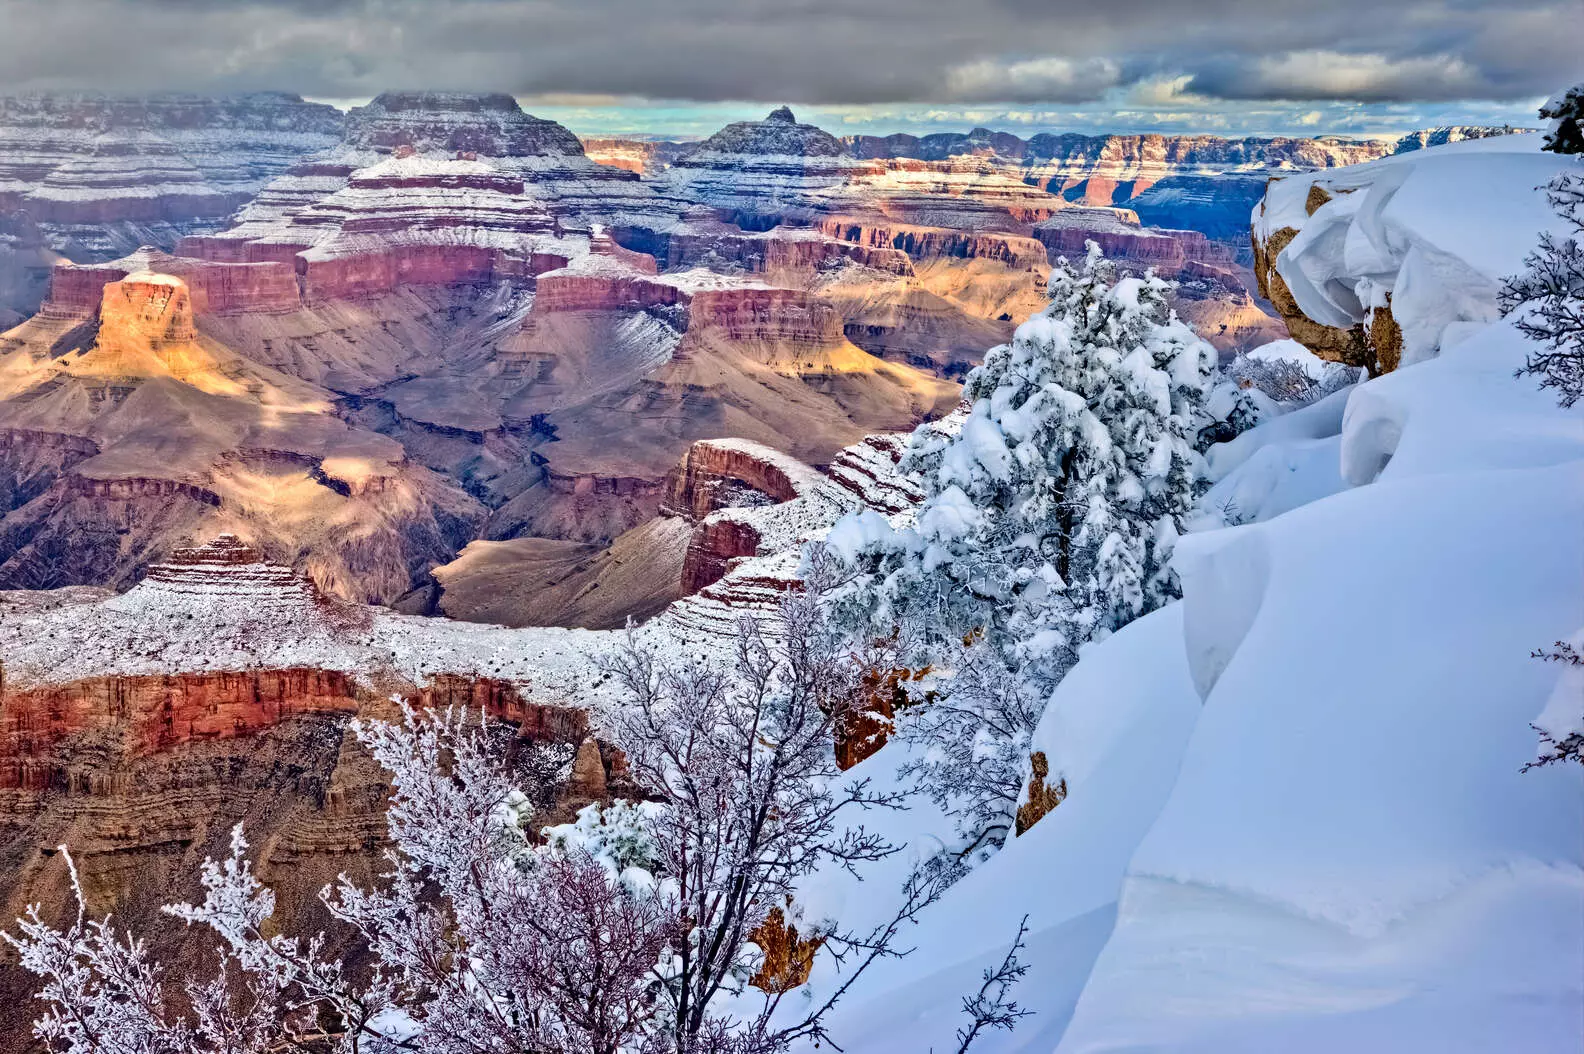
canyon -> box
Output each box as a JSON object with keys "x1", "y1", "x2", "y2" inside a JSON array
[
  {"x1": 0, "y1": 83, "x2": 1555, "y2": 1050},
  {"x1": 0, "y1": 424, "x2": 918, "y2": 1036},
  {"x1": 0, "y1": 90, "x2": 1524, "y2": 611}
]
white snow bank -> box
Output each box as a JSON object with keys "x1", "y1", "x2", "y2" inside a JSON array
[
  {"x1": 1341, "y1": 317, "x2": 1584, "y2": 485},
  {"x1": 797, "y1": 606, "x2": 1200, "y2": 1052},
  {"x1": 1056, "y1": 311, "x2": 1584, "y2": 1048},
  {"x1": 1255, "y1": 133, "x2": 1571, "y2": 366}
]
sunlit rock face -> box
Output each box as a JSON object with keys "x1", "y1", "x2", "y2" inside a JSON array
[{"x1": 0, "y1": 270, "x2": 484, "y2": 600}]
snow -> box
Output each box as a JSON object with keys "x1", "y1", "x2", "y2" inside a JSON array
[
  {"x1": 1535, "y1": 629, "x2": 1584, "y2": 745},
  {"x1": 1254, "y1": 133, "x2": 1568, "y2": 365},
  {"x1": 1245, "y1": 336, "x2": 1333, "y2": 379},
  {"x1": 803, "y1": 141, "x2": 1584, "y2": 1053},
  {"x1": 789, "y1": 605, "x2": 1201, "y2": 1053}
]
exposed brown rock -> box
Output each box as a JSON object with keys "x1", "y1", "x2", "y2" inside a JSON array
[
  {"x1": 1252, "y1": 224, "x2": 1372, "y2": 369},
  {"x1": 681, "y1": 516, "x2": 762, "y2": 593},
  {"x1": 835, "y1": 663, "x2": 928, "y2": 771},
  {"x1": 661, "y1": 437, "x2": 814, "y2": 520},
  {"x1": 749, "y1": 903, "x2": 824, "y2": 994},
  {"x1": 1014, "y1": 751, "x2": 1068, "y2": 836},
  {"x1": 1370, "y1": 293, "x2": 1404, "y2": 374},
  {"x1": 44, "y1": 247, "x2": 300, "y2": 319},
  {"x1": 816, "y1": 217, "x2": 1048, "y2": 270}
]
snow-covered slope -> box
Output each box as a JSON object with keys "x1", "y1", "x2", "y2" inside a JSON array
[{"x1": 800, "y1": 143, "x2": 1584, "y2": 1052}]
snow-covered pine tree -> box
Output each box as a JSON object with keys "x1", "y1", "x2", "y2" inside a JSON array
[
  {"x1": 1540, "y1": 82, "x2": 1584, "y2": 155},
  {"x1": 825, "y1": 241, "x2": 1215, "y2": 689},
  {"x1": 819, "y1": 243, "x2": 1214, "y2": 851}
]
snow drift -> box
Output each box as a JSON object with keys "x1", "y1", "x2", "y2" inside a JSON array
[
  {"x1": 801, "y1": 136, "x2": 1584, "y2": 1052},
  {"x1": 1254, "y1": 132, "x2": 1571, "y2": 368}
]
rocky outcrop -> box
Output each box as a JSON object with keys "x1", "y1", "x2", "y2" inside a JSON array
[
  {"x1": 0, "y1": 668, "x2": 361, "y2": 789},
  {"x1": 1014, "y1": 751, "x2": 1068, "y2": 836},
  {"x1": 531, "y1": 254, "x2": 681, "y2": 313},
  {"x1": 530, "y1": 254, "x2": 860, "y2": 368},
  {"x1": 662, "y1": 436, "x2": 819, "y2": 520},
  {"x1": 681, "y1": 517, "x2": 764, "y2": 594},
  {"x1": 681, "y1": 286, "x2": 850, "y2": 361},
  {"x1": 749, "y1": 905, "x2": 824, "y2": 993},
  {"x1": 824, "y1": 432, "x2": 923, "y2": 514},
  {"x1": 614, "y1": 219, "x2": 913, "y2": 277},
  {"x1": 183, "y1": 155, "x2": 574, "y2": 302},
  {"x1": 691, "y1": 106, "x2": 845, "y2": 158},
  {"x1": 44, "y1": 246, "x2": 299, "y2": 318},
  {"x1": 184, "y1": 93, "x2": 681, "y2": 268},
  {"x1": 659, "y1": 437, "x2": 843, "y2": 595},
  {"x1": 1033, "y1": 208, "x2": 1237, "y2": 275},
  {"x1": 343, "y1": 92, "x2": 584, "y2": 157}
]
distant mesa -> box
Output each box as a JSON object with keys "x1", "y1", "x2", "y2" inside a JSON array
[
  {"x1": 687, "y1": 107, "x2": 847, "y2": 158},
  {"x1": 343, "y1": 91, "x2": 586, "y2": 158}
]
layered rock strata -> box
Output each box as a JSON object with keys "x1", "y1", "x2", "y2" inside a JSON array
[
  {"x1": 0, "y1": 93, "x2": 343, "y2": 259},
  {"x1": 0, "y1": 272, "x2": 484, "y2": 598}
]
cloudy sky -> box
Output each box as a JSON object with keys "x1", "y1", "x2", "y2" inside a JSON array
[{"x1": 0, "y1": 0, "x2": 1576, "y2": 137}]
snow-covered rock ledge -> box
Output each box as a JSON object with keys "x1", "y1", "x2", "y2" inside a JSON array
[{"x1": 1252, "y1": 132, "x2": 1570, "y2": 373}]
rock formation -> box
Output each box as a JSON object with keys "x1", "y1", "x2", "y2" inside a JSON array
[
  {"x1": 0, "y1": 271, "x2": 484, "y2": 599},
  {"x1": 0, "y1": 93, "x2": 342, "y2": 268},
  {"x1": 0, "y1": 534, "x2": 620, "y2": 1043},
  {"x1": 1249, "y1": 132, "x2": 1552, "y2": 373}
]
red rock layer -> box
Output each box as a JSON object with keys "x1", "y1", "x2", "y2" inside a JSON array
[
  {"x1": 532, "y1": 267, "x2": 684, "y2": 313},
  {"x1": 1033, "y1": 223, "x2": 1236, "y2": 275},
  {"x1": 814, "y1": 217, "x2": 1047, "y2": 269},
  {"x1": 680, "y1": 517, "x2": 762, "y2": 594},
  {"x1": 615, "y1": 223, "x2": 913, "y2": 277},
  {"x1": 43, "y1": 247, "x2": 299, "y2": 319},
  {"x1": 0, "y1": 668, "x2": 360, "y2": 789},
  {"x1": 681, "y1": 287, "x2": 847, "y2": 355},
  {"x1": 662, "y1": 439, "x2": 810, "y2": 521}
]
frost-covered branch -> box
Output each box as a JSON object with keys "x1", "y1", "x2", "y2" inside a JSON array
[
  {"x1": 1524, "y1": 636, "x2": 1584, "y2": 771},
  {"x1": 1501, "y1": 128, "x2": 1584, "y2": 407},
  {"x1": 952, "y1": 914, "x2": 1033, "y2": 1054}
]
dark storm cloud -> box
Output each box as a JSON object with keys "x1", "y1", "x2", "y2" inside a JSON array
[{"x1": 0, "y1": 0, "x2": 1575, "y2": 105}]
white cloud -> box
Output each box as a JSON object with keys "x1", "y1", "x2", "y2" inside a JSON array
[{"x1": 943, "y1": 56, "x2": 1122, "y2": 104}]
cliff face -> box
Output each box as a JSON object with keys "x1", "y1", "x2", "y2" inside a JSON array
[
  {"x1": 45, "y1": 247, "x2": 300, "y2": 318},
  {"x1": 0, "y1": 274, "x2": 486, "y2": 599},
  {"x1": 815, "y1": 217, "x2": 1047, "y2": 269},
  {"x1": 0, "y1": 661, "x2": 608, "y2": 1044}
]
